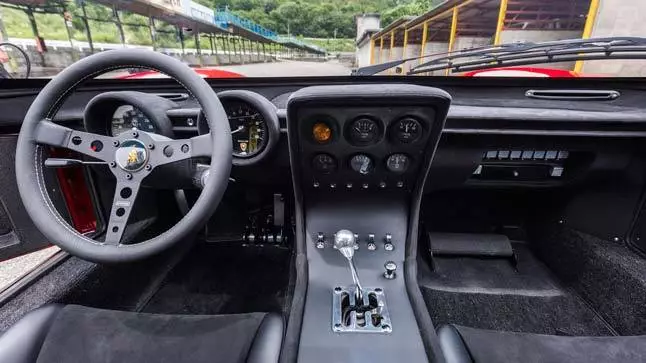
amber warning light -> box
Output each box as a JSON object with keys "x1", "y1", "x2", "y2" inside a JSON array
[{"x1": 312, "y1": 123, "x2": 332, "y2": 143}]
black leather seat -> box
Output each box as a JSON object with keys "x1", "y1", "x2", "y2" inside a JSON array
[
  {"x1": 438, "y1": 324, "x2": 646, "y2": 363},
  {"x1": 0, "y1": 304, "x2": 283, "y2": 363}
]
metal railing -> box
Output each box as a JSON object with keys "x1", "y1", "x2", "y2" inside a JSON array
[{"x1": 214, "y1": 9, "x2": 278, "y2": 40}]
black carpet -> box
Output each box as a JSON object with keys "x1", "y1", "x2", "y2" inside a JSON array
[
  {"x1": 142, "y1": 244, "x2": 291, "y2": 315},
  {"x1": 420, "y1": 243, "x2": 613, "y2": 336},
  {"x1": 531, "y1": 224, "x2": 646, "y2": 336}
]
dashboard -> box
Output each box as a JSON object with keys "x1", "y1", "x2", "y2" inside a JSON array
[{"x1": 2, "y1": 76, "x2": 644, "y2": 192}]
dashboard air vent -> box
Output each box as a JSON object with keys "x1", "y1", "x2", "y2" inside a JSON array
[{"x1": 525, "y1": 90, "x2": 620, "y2": 101}]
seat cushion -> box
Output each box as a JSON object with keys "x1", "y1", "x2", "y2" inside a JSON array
[
  {"x1": 0, "y1": 305, "x2": 283, "y2": 363},
  {"x1": 438, "y1": 324, "x2": 646, "y2": 363}
]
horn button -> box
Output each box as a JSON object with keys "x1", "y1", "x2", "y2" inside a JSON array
[{"x1": 115, "y1": 139, "x2": 149, "y2": 172}]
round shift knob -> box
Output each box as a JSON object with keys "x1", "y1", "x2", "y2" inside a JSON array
[{"x1": 334, "y1": 229, "x2": 356, "y2": 259}]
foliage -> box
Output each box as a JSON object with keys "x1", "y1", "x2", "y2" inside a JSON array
[
  {"x1": 1, "y1": 0, "x2": 442, "y2": 46},
  {"x1": 300, "y1": 37, "x2": 355, "y2": 52},
  {"x1": 209, "y1": 0, "x2": 443, "y2": 38}
]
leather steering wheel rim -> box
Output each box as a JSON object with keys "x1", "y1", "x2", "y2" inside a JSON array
[{"x1": 15, "y1": 49, "x2": 232, "y2": 263}]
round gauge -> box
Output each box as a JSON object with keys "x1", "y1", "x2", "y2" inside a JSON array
[
  {"x1": 392, "y1": 117, "x2": 422, "y2": 144},
  {"x1": 312, "y1": 153, "x2": 337, "y2": 174},
  {"x1": 349, "y1": 154, "x2": 374, "y2": 175},
  {"x1": 386, "y1": 153, "x2": 411, "y2": 173},
  {"x1": 226, "y1": 100, "x2": 267, "y2": 158},
  {"x1": 111, "y1": 105, "x2": 156, "y2": 136},
  {"x1": 312, "y1": 122, "x2": 333, "y2": 144},
  {"x1": 348, "y1": 117, "x2": 380, "y2": 146}
]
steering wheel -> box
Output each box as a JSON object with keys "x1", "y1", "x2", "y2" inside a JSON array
[{"x1": 15, "y1": 49, "x2": 232, "y2": 263}]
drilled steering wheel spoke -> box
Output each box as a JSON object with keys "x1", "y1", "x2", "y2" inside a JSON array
[
  {"x1": 104, "y1": 180, "x2": 141, "y2": 245},
  {"x1": 35, "y1": 120, "x2": 116, "y2": 161},
  {"x1": 151, "y1": 134, "x2": 211, "y2": 167}
]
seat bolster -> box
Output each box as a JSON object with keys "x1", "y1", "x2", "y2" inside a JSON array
[
  {"x1": 247, "y1": 313, "x2": 284, "y2": 363},
  {"x1": 0, "y1": 304, "x2": 63, "y2": 363},
  {"x1": 438, "y1": 325, "x2": 473, "y2": 363}
]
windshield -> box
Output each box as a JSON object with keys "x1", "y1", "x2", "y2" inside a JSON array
[{"x1": 0, "y1": 0, "x2": 644, "y2": 79}]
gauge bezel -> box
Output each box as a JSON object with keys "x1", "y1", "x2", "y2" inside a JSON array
[
  {"x1": 311, "y1": 153, "x2": 338, "y2": 174},
  {"x1": 385, "y1": 153, "x2": 413, "y2": 174},
  {"x1": 198, "y1": 90, "x2": 280, "y2": 166},
  {"x1": 83, "y1": 92, "x2": 176, "y2": 139},
  {"x1": 224, "y1": 99, "x2": 269, "y2": 159},
  {"x1": 390, "y1": 116, "x2": 424, "y2": 144},
  {"x1": 348, "y1": 153, "x2": 376, "y2": 175},
  {"x1": 344, "y1": 116, "x2": 384, "y2": 146},
  {"x1": 302, "y1": 115, "x2": 339, "y2": 146}
]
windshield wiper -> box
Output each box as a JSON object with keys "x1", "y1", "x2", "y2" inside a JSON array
[{"x1": 352, "y1": 37, "x2": 646, "y2": 76}]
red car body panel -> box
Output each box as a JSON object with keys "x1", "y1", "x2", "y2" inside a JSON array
[
  {"x1": 464, "y1": 67, "x2": 579, "y2": 78},
  {"x1": 118, "y1": 68, "x2": 244, "y2": 79}
]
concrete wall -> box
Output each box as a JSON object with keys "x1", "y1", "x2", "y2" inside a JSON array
[
  {"x1": 499, "y1": 30, "x2": 581, "y2": 43},
  {"x1": 500, "y1": 30, "x2": 581, "y2": 70},
  {"x1": 356, "y1": 14, "x2": 381, "y2": 42},
  {"x1": 18, "y1": 45, "x2": 273, "y2": 77},
  {"x1": 404, "y1": 43, "x2": 421, "y2": 73},
  {"x1": 583, "y1": 0, "x2": 646, "y2": 76},
  {"x1": 355, "y1": 41, "x2": 372, "y2": 68},
  {"x1": 379, "y1": 47, "x2": 389, "y2": 65},
  {"x1": 391, "y1": 46, "x2": 404, "y2": 74},
  {"x1": 422, "y1": 41, "x2": 449, "y2": 76},
  {"x1": 453, "y1": 36, "x2": 490, "y2": 51}
]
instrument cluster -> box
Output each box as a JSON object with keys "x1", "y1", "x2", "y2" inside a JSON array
[
  {"x1": 308, "y1": 115, "x2": 425, "y2": 180},
  {"x1": 111, "y1": 105, "x2": 157, "y2": 136}
]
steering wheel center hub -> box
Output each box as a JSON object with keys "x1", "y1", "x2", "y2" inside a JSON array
[{"x1": 115, "y1": 139, "x2": 149, "y2": 172}]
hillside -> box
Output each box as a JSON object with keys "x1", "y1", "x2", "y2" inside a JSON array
[{"x1": 199, "y1": 0, "x2": 441, "y2": 38}]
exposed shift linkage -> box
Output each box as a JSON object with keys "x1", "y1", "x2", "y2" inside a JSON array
[
  {"x1": 331, "y1": 229, "x2": 393, "y2": 333},
  {"x1": 334, "y1": 229, "x2": 364, "y2": 301}
]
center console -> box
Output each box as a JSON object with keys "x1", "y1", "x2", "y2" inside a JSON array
[{"x1": 286, "y1": 84, "x2": 451, "y2": 362}]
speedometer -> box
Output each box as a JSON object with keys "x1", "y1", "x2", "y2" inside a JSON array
[
  {"x1": 226, "y1": 100, "x2": 267, "y2": 158},
  {"x1": 111, "y1": 105, "x2": 156, "y2": 136}
]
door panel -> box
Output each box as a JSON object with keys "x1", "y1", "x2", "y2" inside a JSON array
[{"x1": 0, "y1": 135, "x2": 52, "y2": 261}]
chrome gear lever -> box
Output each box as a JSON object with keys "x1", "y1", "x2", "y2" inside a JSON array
[{"x1": 334, "y1": 229, "x2": 364, "y2": 302}]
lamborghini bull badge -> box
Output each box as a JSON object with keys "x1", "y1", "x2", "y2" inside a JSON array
[{"x1": 115, "y1": 139, "x2": 149, "y2": 172}]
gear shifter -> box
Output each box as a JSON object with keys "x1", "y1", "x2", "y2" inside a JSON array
[{"x1": 334, "y1": 229, "x2": 364, "y2": 302}]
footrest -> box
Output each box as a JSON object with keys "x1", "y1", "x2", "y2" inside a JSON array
[{"x1": 429, "y1": 232, "x2": 513, "y2": 258}]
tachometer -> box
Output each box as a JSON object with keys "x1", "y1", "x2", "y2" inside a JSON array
[
  {"x1": 226, "y1": 100, "x2": 267, "y2": 157},
  {"x1": 111, "y1": 105, "x2": 156, "y2": 136}
]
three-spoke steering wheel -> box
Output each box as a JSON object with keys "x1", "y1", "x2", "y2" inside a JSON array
[{"x1": 16, "y1": 49, "x2": 232, "y2": 263}]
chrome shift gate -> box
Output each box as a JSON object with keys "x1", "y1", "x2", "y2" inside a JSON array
[
  {"x1": 332, "y1": 229, "x2": 392, "y2": 333},
  {"x1": 332, "y1": 286, "x2": 392, "y2": 333}
]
